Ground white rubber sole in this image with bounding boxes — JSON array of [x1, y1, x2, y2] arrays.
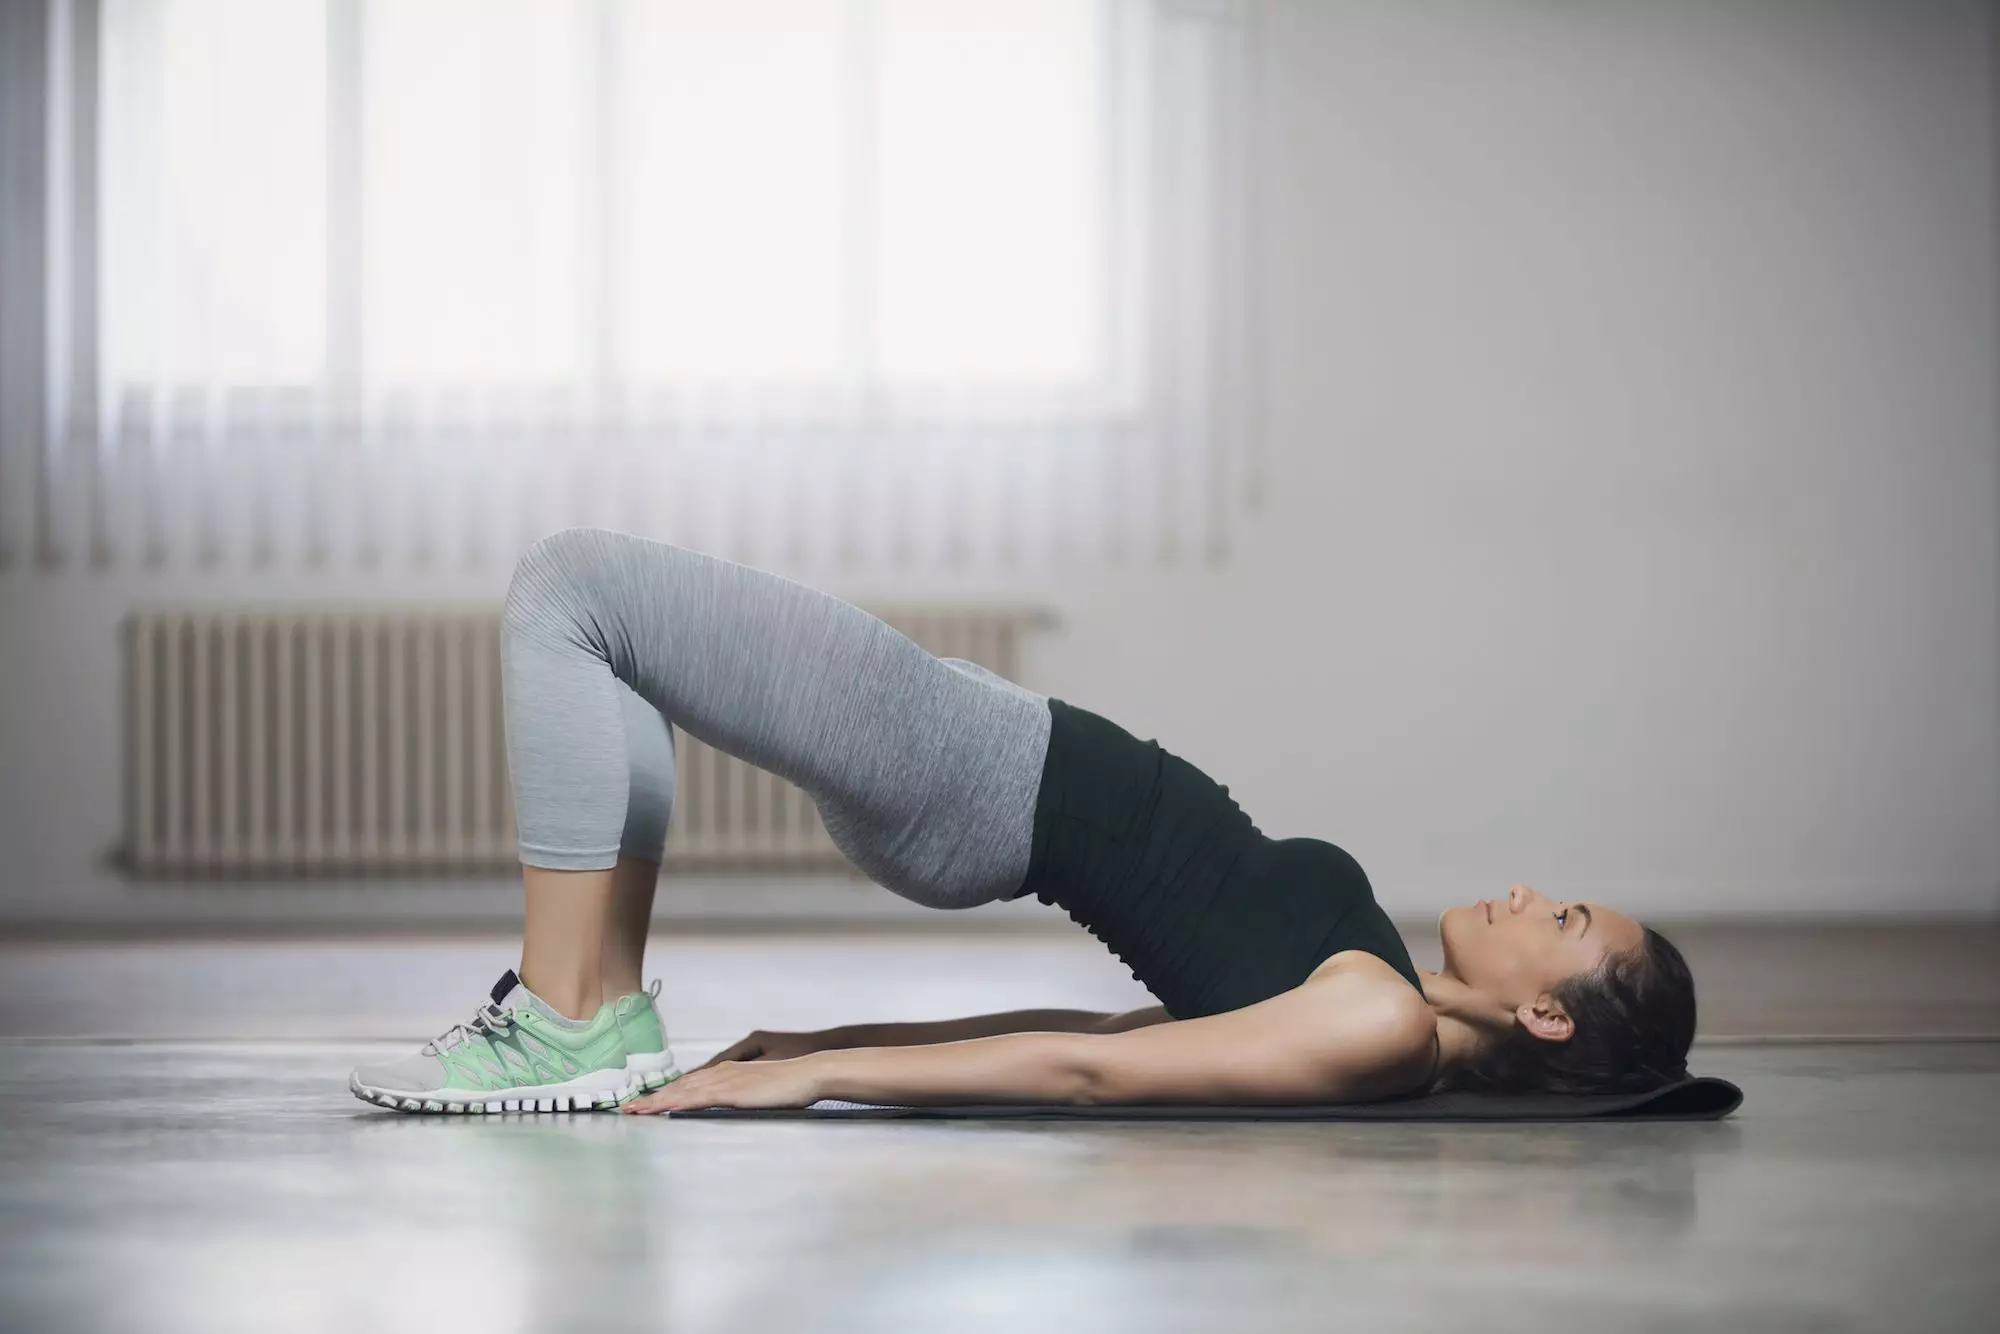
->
[[350, 1051, 682, 1116], [624, 1050, 681, 1098]]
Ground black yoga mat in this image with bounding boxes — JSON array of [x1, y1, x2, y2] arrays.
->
[[672, 1075, 1743, 1123]]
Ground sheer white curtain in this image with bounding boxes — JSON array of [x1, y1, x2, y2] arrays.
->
[[11, 0, 1262, 577]]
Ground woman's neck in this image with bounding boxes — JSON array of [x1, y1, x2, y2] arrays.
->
[[1417, 968, 1496, 1081]]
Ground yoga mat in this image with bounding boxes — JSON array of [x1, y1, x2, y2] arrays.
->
[[673, 1075, 1743, 1123]]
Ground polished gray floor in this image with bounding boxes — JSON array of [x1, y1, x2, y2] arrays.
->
[[2, 932, 1997, 1333], [3, 1042, 1996, 1334]]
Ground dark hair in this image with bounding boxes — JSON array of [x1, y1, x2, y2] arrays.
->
[[1447, 926, 1696, 1096]]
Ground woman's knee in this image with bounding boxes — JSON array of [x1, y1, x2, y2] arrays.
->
[[503, 526, 629, 646], [507, 527, 599, 606]]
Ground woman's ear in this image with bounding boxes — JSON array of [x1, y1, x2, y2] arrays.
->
[[1515, 995, 1574, 1044]]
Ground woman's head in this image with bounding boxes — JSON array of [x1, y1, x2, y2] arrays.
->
[[1435, 884, 1696, 1095]]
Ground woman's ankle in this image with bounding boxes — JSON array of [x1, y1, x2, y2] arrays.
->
[[601, 975, 645, 1006], [517, 967, 603, 1022]]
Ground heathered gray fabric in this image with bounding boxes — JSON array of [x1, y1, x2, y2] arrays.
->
[[500, 528, 1053, 909], [612, 677, 676, 863]]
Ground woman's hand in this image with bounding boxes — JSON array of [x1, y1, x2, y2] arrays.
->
[[622, 1054, 826, 1114], [693, 1029, 832, 1071]]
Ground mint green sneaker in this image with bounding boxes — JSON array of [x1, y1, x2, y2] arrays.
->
[[349, 969, 633, 1115], [612, 978, 682, 1103]]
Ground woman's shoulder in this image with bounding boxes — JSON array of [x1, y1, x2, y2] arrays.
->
[[1308, 951, 1435, 1034], [1281, 952, 1437, 1098]]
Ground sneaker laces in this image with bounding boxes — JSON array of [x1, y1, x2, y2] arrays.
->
[[423, 1000, 515, 1056]]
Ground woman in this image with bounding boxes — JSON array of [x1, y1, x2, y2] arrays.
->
[[349, 527, 1696, 1116]]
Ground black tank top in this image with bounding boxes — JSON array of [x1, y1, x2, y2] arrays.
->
[[1011, 697, 1424, 1019]]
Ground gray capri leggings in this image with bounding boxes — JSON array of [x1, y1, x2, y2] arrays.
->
[[499, 527, 1053, 909]]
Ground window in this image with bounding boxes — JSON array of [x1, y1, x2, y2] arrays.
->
[[13, 0, 1258, 571], [103, 0, 1110, 410]]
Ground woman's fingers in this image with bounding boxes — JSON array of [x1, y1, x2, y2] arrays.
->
[[621, 1057, 823, 1114], [625, 1067, 734, 1114], [626, 1065, 711, 1113], [624, 1087, 676, 1114]]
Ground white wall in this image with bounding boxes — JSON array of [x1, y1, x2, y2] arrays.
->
[[1, 0, 1995, 927], [1178, 0, 1999, 917]]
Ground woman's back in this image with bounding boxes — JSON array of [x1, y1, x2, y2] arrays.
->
[[1013, 698, 1424, 1018]]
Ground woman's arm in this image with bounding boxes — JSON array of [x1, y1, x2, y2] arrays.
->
[[698, 1005, 1170, 1068], [821, 974, 1428, 1106], [1053, 973, 1433, 1105], [834, 1004, 1171, 1045], [629, 966, 1431, 1112]]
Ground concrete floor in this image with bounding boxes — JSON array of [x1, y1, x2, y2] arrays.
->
[[2, 930, 1998, 1333]]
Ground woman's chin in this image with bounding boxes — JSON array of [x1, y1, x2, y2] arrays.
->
[[1437, 904, 1477, 969]]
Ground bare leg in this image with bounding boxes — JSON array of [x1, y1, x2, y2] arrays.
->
[[602, 854, 661, 1004], [519, 866, 615, 1021]]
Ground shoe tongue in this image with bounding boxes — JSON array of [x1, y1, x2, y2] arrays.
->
[[490, 968, 523, 1007]]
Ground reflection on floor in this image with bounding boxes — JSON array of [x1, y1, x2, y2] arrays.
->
[[1, 927, 1996, 1333]]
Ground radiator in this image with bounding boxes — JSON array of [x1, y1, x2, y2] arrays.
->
[[121, 605, 1053, 877]]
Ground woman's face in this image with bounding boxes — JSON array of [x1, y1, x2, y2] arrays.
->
[[1438, 883, 1648, 1014]]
